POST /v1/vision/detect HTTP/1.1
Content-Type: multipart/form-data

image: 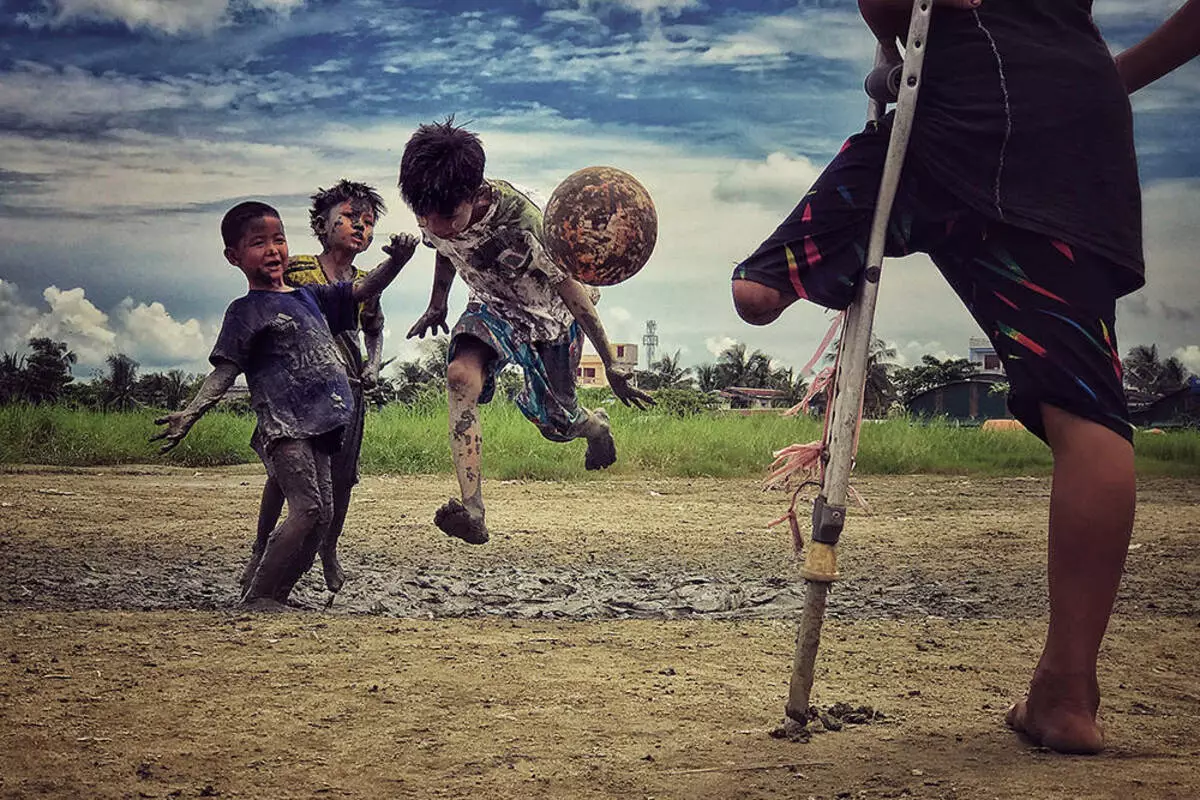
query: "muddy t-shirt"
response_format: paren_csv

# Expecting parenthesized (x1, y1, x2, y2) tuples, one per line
(422, 179, 598, 344)
(210, 283, 356, 448)
(908, 0, 1143, 293)
(284, 255, 385, 384)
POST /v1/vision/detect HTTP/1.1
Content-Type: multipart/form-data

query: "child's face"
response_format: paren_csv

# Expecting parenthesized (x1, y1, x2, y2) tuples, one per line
(324, 200, 376, 253)
(225, 215, 289, 290)
(417, 199, 475, 240)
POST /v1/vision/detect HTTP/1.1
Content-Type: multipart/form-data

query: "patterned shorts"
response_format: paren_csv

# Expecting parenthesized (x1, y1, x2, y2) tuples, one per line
(449, 302, 587, 442)
(733, 123, 1133, 443)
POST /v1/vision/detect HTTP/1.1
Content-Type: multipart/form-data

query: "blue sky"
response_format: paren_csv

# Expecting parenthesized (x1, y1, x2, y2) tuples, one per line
(0, 0, 1197, 379)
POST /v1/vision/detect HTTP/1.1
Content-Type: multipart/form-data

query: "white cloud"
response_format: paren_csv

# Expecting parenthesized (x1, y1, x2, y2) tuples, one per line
(27, 0, 306, 36)
(705, 336, 737, 358)
(1174, 345, 1200, 376)
(2, 282, 215, 372)
(713, 151, 824, 211)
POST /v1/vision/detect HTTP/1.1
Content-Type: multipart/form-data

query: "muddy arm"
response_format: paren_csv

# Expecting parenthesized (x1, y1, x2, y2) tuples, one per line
(407, 252, 455, 339)
(151, 361, 240, 452)
(353, 233, 418, 304)
(556, 277, 654, 409)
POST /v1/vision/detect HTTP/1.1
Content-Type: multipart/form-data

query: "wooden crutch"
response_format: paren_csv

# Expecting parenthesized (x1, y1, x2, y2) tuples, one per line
(784, 0, 935, 727)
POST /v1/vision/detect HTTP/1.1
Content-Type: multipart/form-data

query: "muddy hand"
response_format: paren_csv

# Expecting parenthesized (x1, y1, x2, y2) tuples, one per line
(382, 232, 419, 267)
(606, 368, 655, 410)
(407, 305, 449, 339)
(150, 411, 193, 453)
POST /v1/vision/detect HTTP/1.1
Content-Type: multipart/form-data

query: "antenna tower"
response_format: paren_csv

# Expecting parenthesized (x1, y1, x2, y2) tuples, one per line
(642, 320, 659, 368)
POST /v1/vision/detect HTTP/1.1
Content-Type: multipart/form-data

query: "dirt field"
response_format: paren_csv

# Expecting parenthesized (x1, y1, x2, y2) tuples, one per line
(2, 465, 1199, 799)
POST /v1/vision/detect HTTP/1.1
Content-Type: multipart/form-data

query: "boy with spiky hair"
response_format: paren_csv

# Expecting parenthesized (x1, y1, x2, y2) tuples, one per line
(245, 179, 391, 597)
(153, 201, 416, 609)
(399, 118, 653, 546)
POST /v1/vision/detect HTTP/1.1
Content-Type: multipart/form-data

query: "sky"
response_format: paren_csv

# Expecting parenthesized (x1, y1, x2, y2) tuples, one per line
(1, 0, 1198, 382)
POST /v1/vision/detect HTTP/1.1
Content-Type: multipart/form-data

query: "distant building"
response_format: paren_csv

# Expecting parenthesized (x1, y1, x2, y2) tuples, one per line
(577, 343, 638, 387)
(1129, 376, 1200, 428)
(907, 373, 1012, 423)
(968, 337, 1004, 374)
(716, 386, 788, 411)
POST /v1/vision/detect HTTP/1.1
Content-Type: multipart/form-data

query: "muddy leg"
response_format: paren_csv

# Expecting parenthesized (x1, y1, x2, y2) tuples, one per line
(272, 448, 332, 603)
(437, 339, 491, 545)
(241, 476, 284, 594)
(1005, 404, 1134, 754)
(319, 479, 352, 593)
(243, 439, 329, 605)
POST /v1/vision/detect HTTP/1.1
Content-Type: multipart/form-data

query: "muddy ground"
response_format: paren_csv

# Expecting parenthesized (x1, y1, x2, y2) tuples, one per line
(1, 465, 1198, 799)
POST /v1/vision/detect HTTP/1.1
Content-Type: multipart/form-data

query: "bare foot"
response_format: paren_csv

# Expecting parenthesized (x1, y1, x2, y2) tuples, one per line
(1005, 673, 1105, 754)
(320, 546, 345, 594)
(584, 409, 616, 470)
(434, 498, 489, 544)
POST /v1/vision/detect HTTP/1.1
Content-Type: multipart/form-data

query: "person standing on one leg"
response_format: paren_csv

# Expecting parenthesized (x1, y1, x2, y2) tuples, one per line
(732, 0, 1196, 753)
(398, 118, 653, 546)
(245, 180, 390, 597)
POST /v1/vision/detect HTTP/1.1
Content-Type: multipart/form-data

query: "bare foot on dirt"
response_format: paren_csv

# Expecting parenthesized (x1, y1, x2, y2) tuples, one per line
(320, 547, 345, 593)
(584, 409, 616, 471)
(1005, 672, 1105, 754)
(434, 498, 489, 545)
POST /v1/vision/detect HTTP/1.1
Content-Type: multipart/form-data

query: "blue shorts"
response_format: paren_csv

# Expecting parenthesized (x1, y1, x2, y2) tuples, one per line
(449, 302, 587, 442)
(733, 123, 1133, 444)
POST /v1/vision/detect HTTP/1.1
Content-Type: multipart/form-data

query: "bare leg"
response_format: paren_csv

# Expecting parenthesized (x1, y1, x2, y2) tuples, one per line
(241, 476, 284, 594)
(436, 338, 491, 545)
(244, 439, 332, 604)
(1006, 404, 1135, 754)
(732, 278, 793, 326)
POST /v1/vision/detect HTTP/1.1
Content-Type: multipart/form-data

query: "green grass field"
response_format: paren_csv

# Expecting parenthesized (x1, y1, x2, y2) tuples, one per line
(1, 401, 1197, 478)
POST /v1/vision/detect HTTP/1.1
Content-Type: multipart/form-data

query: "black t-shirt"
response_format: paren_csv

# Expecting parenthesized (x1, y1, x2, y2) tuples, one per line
(907, 0, 1143, 294)
(210, 283, 357, 449)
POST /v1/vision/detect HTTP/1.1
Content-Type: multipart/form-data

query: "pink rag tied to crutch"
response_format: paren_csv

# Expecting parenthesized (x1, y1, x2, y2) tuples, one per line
(764, 312, 872, 553)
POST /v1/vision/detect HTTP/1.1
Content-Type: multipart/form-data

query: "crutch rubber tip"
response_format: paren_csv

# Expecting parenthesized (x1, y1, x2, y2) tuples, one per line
(864, 63, 902, 103)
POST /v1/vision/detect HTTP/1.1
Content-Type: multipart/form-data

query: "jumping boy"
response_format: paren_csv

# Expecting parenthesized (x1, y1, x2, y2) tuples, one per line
(731, 0, 1195, 753)
(153, 201, 416, 608)
(398, 119, 653, 546)
(246, 180, 389, 596)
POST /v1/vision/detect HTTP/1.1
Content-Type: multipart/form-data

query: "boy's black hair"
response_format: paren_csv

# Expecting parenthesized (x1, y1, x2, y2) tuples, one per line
(309, 179, 387, 244)
(221, 201, 281, 248)
(398, 117, 485, 217)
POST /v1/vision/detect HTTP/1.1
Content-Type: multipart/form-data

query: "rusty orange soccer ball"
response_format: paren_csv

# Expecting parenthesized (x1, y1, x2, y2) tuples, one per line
(542, 166, 658, 286)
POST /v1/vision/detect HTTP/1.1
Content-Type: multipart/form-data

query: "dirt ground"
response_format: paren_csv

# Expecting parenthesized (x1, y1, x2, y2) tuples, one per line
(2, 465, 1198, 800)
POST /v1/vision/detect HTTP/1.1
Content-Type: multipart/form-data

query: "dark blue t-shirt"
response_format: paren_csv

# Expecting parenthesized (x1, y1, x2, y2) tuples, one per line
(210, 283, 357, 450)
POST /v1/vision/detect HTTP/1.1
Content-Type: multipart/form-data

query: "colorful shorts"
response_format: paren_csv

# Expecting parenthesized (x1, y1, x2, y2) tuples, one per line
(450, 302, 587, 442)
(733, 123, 1132, 444)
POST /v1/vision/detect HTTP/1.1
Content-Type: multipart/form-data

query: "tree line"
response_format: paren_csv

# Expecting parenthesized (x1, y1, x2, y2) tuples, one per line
(1, 336, 1194, 417)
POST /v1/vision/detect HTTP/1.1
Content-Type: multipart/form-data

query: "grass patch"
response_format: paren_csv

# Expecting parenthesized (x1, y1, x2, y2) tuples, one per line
(2, 403, 1198, 478)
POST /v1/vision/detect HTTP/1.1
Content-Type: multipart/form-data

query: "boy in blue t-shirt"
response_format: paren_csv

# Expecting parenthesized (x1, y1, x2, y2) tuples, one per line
(152, 201, 416, 609)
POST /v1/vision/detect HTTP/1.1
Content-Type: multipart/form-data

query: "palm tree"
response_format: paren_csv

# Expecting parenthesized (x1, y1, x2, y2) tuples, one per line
(1123, 344, 1161, 394)
(99, 353, 141, 412)
(0, 351, 26, 404)
(162, 370, 193, 410)
(419, 336, 451, 380)
(823, 335, 898, 417)
(22, 338, 76, 404)
(650, 350, 694, 389)
(715, 342, 776, 388)
(695, 363, 720, 393)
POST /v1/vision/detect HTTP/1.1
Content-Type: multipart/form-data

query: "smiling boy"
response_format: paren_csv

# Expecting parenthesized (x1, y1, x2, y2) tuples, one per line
(153, 201, 416, 609)
(247, 181, 389, 597)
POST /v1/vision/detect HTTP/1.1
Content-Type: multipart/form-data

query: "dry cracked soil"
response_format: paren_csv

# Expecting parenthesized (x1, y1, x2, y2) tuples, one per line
(2, 465, 1198, 799)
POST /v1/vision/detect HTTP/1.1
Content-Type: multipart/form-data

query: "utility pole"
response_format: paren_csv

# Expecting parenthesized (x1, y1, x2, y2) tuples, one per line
(642, 320, 659, 369)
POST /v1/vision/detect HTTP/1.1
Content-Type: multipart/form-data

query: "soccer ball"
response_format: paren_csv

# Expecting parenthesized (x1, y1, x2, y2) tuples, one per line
(542, 166, 658, 286)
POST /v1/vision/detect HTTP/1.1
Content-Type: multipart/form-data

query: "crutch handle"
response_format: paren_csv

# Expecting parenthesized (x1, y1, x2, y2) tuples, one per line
(864, 63, 903, 103)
